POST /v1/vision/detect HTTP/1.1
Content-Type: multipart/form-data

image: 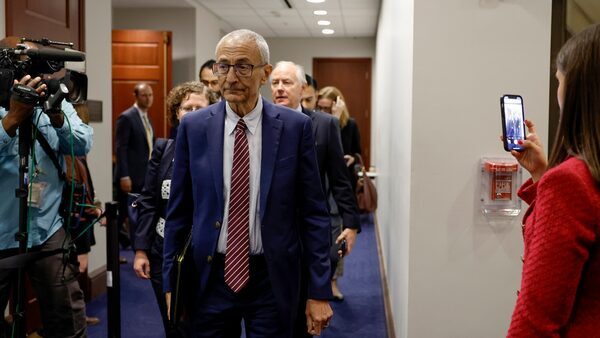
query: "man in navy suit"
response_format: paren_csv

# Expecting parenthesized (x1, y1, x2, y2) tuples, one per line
(115, 83, 154, 248)
(163, 29, 333, 337)
(271, 61, 360, 337)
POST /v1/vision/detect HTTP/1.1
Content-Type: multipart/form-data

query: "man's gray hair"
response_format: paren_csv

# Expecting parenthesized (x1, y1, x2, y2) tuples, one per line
(273, 61, 307, 85)
(215, 29, 270, 64)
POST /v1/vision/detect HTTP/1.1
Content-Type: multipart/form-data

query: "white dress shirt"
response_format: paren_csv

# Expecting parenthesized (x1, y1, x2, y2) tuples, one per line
(217, 97, 263, 254)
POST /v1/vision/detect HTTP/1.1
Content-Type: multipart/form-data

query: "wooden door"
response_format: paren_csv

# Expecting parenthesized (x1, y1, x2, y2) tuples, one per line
(313, 58, 372, 168)
(5, 0, 85, 50)
(112, 30, 172, 147)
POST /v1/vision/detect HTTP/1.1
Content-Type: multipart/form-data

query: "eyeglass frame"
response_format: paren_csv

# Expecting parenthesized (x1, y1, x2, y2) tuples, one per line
(212, 62, 267, 78)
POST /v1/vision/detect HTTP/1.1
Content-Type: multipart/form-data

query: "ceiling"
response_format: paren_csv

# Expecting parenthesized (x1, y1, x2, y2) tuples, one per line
(112, 0, 381, 38)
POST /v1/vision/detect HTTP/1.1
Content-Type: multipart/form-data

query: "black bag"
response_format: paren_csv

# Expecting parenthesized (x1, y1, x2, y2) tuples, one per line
(170, 230, 194, 326)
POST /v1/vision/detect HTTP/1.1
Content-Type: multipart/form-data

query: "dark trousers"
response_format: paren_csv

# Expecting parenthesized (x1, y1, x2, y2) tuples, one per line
(0, 228, 86, 338)
(149, 237, 169, 336)
(149, 237, 192, 338)
(190, 254, 285, 338)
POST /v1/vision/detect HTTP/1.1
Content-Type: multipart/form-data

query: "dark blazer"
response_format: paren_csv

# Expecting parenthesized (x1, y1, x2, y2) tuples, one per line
(163, 99, 332, 328)
(115, 106, 154, 191)
(133, 138, 174, 251)
(302, 107, 360, 231)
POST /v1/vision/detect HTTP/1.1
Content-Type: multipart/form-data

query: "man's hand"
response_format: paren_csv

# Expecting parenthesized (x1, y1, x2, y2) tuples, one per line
(120, 177, 132, 193)
(133, 250, 151, 279)
(2, 75, 46, 137)
(305, 299, 333, 336)
(336, 228, 358, 257)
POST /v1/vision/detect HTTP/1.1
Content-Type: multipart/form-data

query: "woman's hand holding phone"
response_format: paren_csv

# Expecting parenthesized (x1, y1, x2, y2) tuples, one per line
(331, 96, 345, 119)
(510, 119, 548, 182)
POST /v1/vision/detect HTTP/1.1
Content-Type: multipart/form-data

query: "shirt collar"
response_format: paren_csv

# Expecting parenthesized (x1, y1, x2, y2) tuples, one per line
(225, 96, 263, 135)
(294, 104, 303, 112)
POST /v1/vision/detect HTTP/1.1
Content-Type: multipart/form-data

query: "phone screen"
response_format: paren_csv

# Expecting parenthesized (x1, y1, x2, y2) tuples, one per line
(501, 95, 526, 151)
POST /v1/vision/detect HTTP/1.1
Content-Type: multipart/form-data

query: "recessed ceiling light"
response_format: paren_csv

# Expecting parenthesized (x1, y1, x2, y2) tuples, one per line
(322, 29, 335, 35)
(318, 20, 331, 26)
(314, 10, 328, 15)
(307, 0, 325, 3)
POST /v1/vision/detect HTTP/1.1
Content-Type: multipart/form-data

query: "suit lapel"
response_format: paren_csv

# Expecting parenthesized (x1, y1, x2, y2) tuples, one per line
(159, 140, 175, 181)
(131, 107, 146, 138)
(260, 99, 283, 223)
(207, 102, 226, 212)
(303, 108, 319, 142)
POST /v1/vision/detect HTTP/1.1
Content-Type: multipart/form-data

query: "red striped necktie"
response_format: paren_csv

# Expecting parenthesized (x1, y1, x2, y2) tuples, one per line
(224, 119, 250, 293)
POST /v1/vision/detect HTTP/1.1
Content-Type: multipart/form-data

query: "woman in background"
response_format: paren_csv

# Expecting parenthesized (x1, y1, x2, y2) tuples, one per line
(132, 82, 214, 336)
(317, 86, 362, 301)
(507, 23, 600, 337)
(317, 86, 362, 190)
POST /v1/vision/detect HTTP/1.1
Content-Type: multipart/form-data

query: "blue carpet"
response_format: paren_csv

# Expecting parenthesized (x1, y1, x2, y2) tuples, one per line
(321, 214, 387, 338)
(87, 214, 387, 337)
(86, 249, 164, 338)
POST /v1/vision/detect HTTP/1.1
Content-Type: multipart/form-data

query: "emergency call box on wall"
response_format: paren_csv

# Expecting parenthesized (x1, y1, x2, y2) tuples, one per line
(480, 157, 522, 217)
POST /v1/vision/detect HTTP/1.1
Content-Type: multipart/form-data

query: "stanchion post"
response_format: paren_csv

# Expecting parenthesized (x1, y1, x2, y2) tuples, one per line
(105, 201, 121, 338)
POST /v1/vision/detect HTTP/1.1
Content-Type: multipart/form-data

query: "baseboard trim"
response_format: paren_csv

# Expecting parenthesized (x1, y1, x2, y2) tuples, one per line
(373, 213, 396, 338)
(88, 265, 107, 300)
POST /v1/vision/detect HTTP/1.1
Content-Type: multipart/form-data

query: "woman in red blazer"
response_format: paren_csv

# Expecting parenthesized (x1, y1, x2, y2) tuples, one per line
(507, 23, 600, 337)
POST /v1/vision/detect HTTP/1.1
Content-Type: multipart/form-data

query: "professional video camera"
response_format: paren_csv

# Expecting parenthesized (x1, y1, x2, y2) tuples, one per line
(0, 37, 87, 110)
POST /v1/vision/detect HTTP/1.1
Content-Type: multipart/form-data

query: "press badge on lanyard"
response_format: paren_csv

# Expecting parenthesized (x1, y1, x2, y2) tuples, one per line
(28, 182, 47, 208)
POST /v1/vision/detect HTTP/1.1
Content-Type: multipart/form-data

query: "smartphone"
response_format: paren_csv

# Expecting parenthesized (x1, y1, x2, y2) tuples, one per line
(338, 239, 347, 257)
(500, 94, 526, 152)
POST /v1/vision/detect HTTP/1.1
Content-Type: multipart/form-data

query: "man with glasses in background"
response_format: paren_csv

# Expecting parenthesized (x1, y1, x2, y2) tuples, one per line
(163, 29, 333, 337)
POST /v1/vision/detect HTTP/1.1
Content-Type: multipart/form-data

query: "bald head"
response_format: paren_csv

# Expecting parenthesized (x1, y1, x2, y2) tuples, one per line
(134, 83, 153, 110)
(215, 29, 270, 64)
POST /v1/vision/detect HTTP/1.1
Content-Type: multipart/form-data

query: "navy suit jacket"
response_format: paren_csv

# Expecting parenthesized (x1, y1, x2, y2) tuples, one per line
(163, 99, 332, 325)
(303, 107, 360, 231)
(115, 106, 154, 191)
(133, 138, 174, 251)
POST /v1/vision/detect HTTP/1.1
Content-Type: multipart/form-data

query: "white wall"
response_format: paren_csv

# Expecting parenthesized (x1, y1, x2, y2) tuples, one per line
(86, 0, 113, 273)
(374, 0, 413, 336)
(266, 37, 376, 77)
(262, 37, 376, 104)
(375, 0, 552, 337)
(113, 8, 197, 85)
(191, 4, 223, 76)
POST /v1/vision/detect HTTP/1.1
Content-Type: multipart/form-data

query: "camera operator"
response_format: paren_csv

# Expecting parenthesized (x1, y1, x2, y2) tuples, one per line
(0, 42, 93, 336)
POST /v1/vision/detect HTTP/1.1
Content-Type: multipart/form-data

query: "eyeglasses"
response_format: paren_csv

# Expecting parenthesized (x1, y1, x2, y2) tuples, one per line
(178, 105, 203, 113)
(212, 63, 266, 78)
(317, 105, 332, 113)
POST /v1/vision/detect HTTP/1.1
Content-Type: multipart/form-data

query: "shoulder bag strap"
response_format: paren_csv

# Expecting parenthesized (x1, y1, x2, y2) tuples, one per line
(34, 125, 66, 181)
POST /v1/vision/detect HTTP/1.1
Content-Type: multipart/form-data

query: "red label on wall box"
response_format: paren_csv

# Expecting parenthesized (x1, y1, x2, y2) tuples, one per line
(484, 161, 518, 201)
(491, 172, 512, 200)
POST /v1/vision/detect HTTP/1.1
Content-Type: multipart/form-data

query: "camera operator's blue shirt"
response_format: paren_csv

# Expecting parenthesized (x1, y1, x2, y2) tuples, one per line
(0, 101, 93, 250)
